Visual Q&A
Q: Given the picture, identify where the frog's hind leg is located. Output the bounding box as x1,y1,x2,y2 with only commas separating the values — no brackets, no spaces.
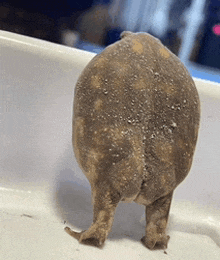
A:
141,192,173,249
65,183,121,247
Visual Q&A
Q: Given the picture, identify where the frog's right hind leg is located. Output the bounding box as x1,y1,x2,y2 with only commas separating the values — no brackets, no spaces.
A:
141,192,173,249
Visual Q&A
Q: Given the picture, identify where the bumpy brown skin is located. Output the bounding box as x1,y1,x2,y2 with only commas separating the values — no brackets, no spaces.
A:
66,31,200,249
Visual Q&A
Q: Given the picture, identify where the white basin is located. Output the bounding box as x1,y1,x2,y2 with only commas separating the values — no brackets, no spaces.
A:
1,30,220,259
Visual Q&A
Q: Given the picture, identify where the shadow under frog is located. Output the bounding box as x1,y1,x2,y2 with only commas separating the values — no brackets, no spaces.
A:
65,31,200,249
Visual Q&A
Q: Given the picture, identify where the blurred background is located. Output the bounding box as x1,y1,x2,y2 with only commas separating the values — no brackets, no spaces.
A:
0,0,219,82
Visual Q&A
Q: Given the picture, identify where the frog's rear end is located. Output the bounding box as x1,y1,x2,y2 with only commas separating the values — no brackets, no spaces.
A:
67,31,200,249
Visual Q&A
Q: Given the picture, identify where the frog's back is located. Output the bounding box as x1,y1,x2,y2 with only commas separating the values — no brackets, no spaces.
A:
73,31,200,203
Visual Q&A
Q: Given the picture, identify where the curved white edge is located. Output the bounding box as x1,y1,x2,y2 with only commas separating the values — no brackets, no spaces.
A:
0,30,96,70
1,30,219,90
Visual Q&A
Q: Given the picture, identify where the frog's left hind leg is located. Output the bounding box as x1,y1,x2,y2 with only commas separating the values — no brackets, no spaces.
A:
141,192,173,249
65,185,121,247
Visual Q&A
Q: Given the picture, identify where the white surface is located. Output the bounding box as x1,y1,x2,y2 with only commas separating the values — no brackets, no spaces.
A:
1,31,220,259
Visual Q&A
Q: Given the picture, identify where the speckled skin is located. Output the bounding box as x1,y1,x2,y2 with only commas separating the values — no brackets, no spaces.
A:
66,31,200,249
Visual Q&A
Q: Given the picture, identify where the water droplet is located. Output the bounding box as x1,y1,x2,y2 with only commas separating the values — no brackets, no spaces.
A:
171,106,175,109
183,99,187,103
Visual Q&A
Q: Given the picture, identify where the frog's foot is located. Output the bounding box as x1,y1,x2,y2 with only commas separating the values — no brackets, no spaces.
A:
141,234,170,249
65,226,105,247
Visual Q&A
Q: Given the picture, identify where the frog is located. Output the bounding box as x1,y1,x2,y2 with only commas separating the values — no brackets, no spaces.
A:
65,31,200,249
